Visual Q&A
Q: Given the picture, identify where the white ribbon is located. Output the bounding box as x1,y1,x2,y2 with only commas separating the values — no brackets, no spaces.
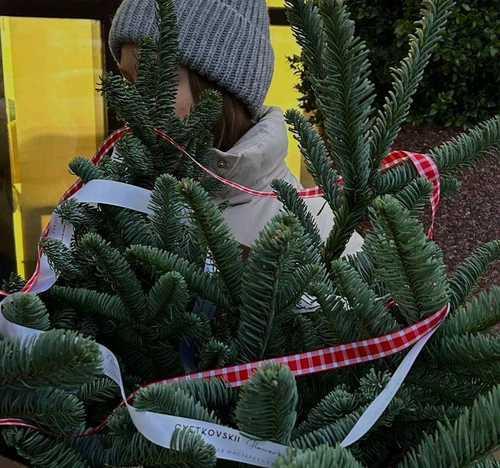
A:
0,179,442,466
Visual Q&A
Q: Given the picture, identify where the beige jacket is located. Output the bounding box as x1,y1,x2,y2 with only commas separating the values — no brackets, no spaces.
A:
210,106,364,254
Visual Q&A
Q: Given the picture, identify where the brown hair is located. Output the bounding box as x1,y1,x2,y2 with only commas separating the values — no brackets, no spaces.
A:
187,70,253,152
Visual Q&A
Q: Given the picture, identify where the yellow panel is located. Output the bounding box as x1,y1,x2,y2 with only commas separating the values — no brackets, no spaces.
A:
1,17,105,277
266,25,302,179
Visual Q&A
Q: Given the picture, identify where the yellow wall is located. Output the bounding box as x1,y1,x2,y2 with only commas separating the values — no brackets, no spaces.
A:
267,0,286,6
0,17,105,277
266,25,302,178
265,0,303,179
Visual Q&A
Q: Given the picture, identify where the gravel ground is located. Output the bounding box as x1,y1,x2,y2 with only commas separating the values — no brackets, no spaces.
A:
393,125,499,288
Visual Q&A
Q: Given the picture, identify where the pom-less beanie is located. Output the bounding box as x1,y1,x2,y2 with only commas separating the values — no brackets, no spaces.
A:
109,0,275,116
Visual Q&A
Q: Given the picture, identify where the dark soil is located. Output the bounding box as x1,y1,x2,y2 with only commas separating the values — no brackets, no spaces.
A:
393,126,499,289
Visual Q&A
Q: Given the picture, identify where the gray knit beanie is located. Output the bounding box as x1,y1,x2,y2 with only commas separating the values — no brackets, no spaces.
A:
109,0,275,116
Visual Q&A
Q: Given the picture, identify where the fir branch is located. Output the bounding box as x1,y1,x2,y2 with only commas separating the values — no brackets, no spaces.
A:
373,115,500,195
306,282,342,346
285,0,325,81
149,174,186,253
78,233,148,319
448,241,500,311
126,245,231,308
285,109,343,212
273,178,323,249
148,341,181,376
114,134,155,184
155,0,180,128
274,312,324,354
177,219,211,268
178,179,243,304
0,272,25,294
135,38,159,114
357,368,409,427
169,428,217,467
184,90,222,144
439,175,462,198
275,444,364,468
398,402,463,424
330,260,400,341
0,330,101,387
285,0,324,79
69,156,105,183
318,0,375,195
343,251,376,288
55,199,101,234
369,0,455,169
77,377,119,404
0,387,86,434
161,311,211,347
133,384,220,424
292,410,363,449
106,422,217,467
40,238,80,282
324,201,365,264
470,458,500,468
408,367,489,406
172,378,238,413
49,308,78,331
429,333,500,381
1,293,50,331
235,365,298,444
365,196,449,323
277,264,323,311
198,339,234,371
394,177,433,219
147,271,189,321
2,429,95,468
433,115,500,174
440,287,500,338
236,214,307,362
292,386,359,439
397,385,500,468
49,286,129,322
107,400,217,467
100,73,157,147
106,207,155,247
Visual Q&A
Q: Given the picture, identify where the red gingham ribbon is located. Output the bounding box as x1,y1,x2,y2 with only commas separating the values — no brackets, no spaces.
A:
57,302,450,439
388,151,441,239
1,304,449,439
152,305,448,388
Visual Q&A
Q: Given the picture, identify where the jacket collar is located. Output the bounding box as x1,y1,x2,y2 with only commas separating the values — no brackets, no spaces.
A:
215,106,288,162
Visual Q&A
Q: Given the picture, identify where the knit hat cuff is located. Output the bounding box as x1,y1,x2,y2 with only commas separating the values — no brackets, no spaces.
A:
109,0,275,116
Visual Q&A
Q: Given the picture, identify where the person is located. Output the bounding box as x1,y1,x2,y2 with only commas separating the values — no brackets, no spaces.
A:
109,0,363,253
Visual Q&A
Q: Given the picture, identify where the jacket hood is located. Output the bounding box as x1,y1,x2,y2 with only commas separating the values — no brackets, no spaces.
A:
208,107,364,253
210,106,293,205
224,106,289,167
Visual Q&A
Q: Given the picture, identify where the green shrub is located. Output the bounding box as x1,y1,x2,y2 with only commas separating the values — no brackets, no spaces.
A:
290,1,499,127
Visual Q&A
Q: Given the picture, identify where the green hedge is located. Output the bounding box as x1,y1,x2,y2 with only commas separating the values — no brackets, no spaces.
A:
290,1,499,127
